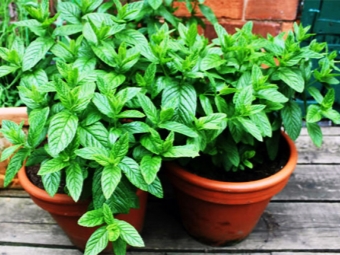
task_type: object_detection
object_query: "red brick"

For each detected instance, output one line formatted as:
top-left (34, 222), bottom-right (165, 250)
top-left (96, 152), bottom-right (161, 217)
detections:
top-left (253, 21), bottom-right (281, 37)
top-left (246, 0), bottom-right (300, 21)
top-left (204, 20), bottom-right (245, 40)
top-left (174, 0), bottom-right (244, 20)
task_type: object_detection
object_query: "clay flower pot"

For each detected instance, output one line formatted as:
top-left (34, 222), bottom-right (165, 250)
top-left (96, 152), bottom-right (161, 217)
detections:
top-left (17, 166), bottom-right (148, 251)
top-left (164, 131), bottom-right (298, 246)
top-left (0, 107), bottom-right (28, 189)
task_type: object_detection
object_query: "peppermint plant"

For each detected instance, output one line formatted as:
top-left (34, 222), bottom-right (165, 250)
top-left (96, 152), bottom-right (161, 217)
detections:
top-left (0, 0), bottom-right (219, 254)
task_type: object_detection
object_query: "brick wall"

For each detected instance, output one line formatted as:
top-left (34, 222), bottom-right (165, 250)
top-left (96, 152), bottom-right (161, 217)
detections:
top-left (175, 0), bottom-right (301, 38)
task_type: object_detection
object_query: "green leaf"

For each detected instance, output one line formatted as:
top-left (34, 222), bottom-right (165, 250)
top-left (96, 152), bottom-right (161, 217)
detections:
top-left (116, 220), bottom-right (144, 247)
top-left (4, 149), bottom-right (29, 187)
top-left (119, 157), bottom-right (148, 191)
top-left (256, 88), bottom-right (288, 103)
top-left (306, 122), bottom-right (323, 147)
top-left (162, 145), bottom-right (199, 158)
top-left (79, 122), bottom-right (108, 149)
top-left (140, 155), bottom-right (162, 184)
top-left (75, 147), bottom-right (110, 165)
top-left (307, 87), bottom-right (323, 104)
top-left (59, 2), bottom-right (81, 24)
top-left (22, 37), bottom-right (54, 72)
top-left (41, 171), bottom-right (61, 197)
top-left (250, 112), bottom-right (272, 137)
top-left (281, 100), bottom-right (302, 140)
top-left (1, 120), bottom-right (26, 145)
top-left (66, 162), bottom-right (84, 202)
top-left (38, 158), bottom-right (70, 175)
top-left (27, 107), bottom-right (49, 147)
top-left (200, 54), bottom-right (226, 71)
top-left (113, 238), bottom-right (127, 255)
top-left (140, 130), bottom-right (163, 155)
top-left (148, 0), bottom-right (162, 10)
top-left (322, 109), bottom-right (340, 124)
top-left (117, 110), bottom-right (145, 119)
top-left (48, 111), bottom-right (78, 156)
top-left (0, 65), bottom-right (19, 78)
top-left (199, 95), bottom-right (213, 115)
top-left (121, 122), bottom-right (150, 134)
top-left (92, 93), bottom-right (114, 118)
top-left (306, 105), bottom-right (322, 123)
top-left (111, 133), bottom-right (129, 163)
top-left (198, 4), bottom-right (218, 24)
top-left (158, 121), bottom-right (198, 138)
top-left (102, 204), bottom-right (114, 225)
top-left (137, 93), bottom-right (158, 124)
top-left (102, 165), bottom-right (122, 199)
top-left (238, 117), bottom-right (263, 141)
top-left (321, 89), bottom-right (335, 109)
top-left (78, 209), bottom-right (104, 227)
top-left (196, 113), bottom-right (227, 130)
top-left (0, 145), bottom-right (22, 162)
top-left (53, 25), bottom-right (83, 36)
top-left (277, 68), bottom-right (305, 93)
top-left (162, 82), bottom-right (196, 125)
top-left (84, 226), bottom-right (108, 255)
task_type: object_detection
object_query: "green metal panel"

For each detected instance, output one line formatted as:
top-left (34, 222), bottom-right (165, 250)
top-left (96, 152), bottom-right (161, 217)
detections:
top-left (301, 0), bottom-right (340, 111)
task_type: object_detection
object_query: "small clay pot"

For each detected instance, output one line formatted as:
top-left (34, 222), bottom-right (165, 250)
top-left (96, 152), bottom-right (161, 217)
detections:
top-left (18, 166), bottom-right (148, 251)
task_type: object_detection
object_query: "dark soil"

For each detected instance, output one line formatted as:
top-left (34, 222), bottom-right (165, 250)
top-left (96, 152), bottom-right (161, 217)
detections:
top-left (26, 165), bottom-right (67, 194)
top-left (184, 138), bottom-right (290, 182)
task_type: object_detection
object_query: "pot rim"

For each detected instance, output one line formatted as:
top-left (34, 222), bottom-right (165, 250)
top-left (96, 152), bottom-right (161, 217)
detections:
top-left (18, 166), bottom-right (78, 204)
top-left (165, 131), bottom-right (298, 193)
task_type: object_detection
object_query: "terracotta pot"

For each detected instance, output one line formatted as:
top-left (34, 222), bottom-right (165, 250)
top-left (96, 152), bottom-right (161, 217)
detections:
top-left (18, 166), bottom-right (148, 251)
top-left (0, 107), bottom-right (28, 189)
top-left (164, 131), bottom-right (298, 246)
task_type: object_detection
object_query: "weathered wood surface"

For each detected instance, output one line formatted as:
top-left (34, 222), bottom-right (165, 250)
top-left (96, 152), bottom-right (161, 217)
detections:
top-left (0, 127), bottom-right (339, 255)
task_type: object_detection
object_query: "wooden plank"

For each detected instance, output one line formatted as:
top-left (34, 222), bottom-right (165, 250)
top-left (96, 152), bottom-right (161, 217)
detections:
top-left (0, 189), bottom-right (29, 198)
top-left (0, 246), bottom-right (82, 255)
top-left (295, 136), bottom-right (340, 164)
top-left (1, 198), bottom-right (340, 252)
top-left (0, 197), bottom-right (55, 224)
top-left (273, 164), bottom-right (340, 201)
top-left (299, 126), bottom-right (340, 136)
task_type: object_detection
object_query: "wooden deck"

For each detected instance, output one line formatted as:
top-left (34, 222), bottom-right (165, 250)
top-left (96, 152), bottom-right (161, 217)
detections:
top-left (1, 127), bottom-right (340, 255)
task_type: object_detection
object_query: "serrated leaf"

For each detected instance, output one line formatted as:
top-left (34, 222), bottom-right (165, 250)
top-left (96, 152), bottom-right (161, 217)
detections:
top-left (162, 145), bottom-right (199, 158)
top-left (158, 121), bottom-right (198, 138)
top-left (1, 120), bottom-right (26, 145)
top-left (256, 88), bottom-right (288, 103)
top-left (306, 122), bottom-right (323, 147)
top-left (59, 2), bottom-right (81, 24)
top-left (113, 238), bottom-right (127, 255)
top-left (307, 87), bottom-right (323, 104)
top-left (53, 25), bottom-right (83, 36)
top-left (92, 93), bottom-right (114, 118)
top-left (137, 93), bottom-right (158, 124)
top-left (48, 111), bottom-right (78, 156)
top-left (200, 54), bottom-right (226, 71)
top-left (140, 131), bottom-right (163, 155)
top-left (117, 110), bottom-right (145, 119)
top-left (250, 112), bottom-right (272, 137)
top-left (38, 158), bottom-right (70, 175)
top-left (22, 37), bottom-right (54, 72)
top-left (75, 147), bottom-right (110, 164)
top-left (306, 105), bottom-right (322, 123)
top-left (277, 68), bottom-right (304, 93)
top-left (78, 209), bottom-right (104, 227)
top-left (121, 122), bottom-right (150, 134)
top-left (322, 109), bottom-right (340, 124)
top-left (0, 145), bottom-right (22, 162)
top-left (84, 226), bottom-right (108, 255)
top-left (0, 65), bottom-right (19, 78)
top-left (238, 117), bottom-right (263, 141)
top-left (196, 113), bottom-right (227, 130)
top-left (42, 171), bottom-right (61, 197)
top-left (102, 165), bottom-right (122, 199)
top-left (148, 0), bottom-right (162, 10)
top-left (66, 162), bottom-right (83, 201)
top-left (79, 122), bottom-right (108, 149)
top-left (4, 149), bottom-right (29, 187)
top-left (119, 157), bottom-right (148, 191)
top-left (111, 133), bottom-right (129, 163)
top-left (140, 155), bottom-right (161, 184)
top-left (321, 89), bottom-right (335, 109)
top-left (281, 100), bottom-right (302, 140)
top-left (27, 107), bottom-right (49, 147)
top-left (162, 82), bottom-right (196, 125)
top-left (116, 220), bottom-right (144, 247)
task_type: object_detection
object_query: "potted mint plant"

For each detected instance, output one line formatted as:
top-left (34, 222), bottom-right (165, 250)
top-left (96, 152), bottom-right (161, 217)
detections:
top-left (0, 0), bottom-right (218, 254)
top-left (164, 21), bottom-right (340, 246)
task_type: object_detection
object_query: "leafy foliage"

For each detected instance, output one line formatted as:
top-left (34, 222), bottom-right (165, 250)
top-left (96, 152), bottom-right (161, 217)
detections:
top-left (1, 1), bottom-right (340, 255)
